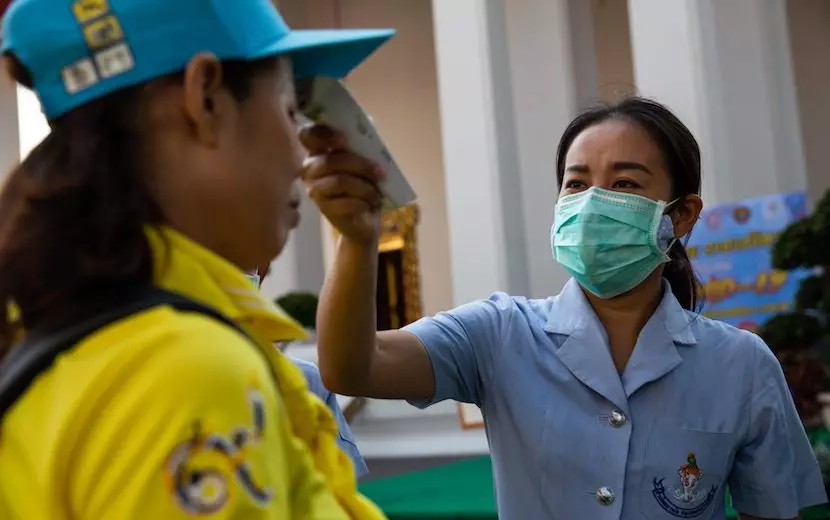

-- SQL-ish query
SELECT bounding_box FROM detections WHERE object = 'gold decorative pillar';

[326,204,423,330]
[377,204,422,329]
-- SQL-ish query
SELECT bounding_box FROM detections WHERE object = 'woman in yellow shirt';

[0,0,390,518]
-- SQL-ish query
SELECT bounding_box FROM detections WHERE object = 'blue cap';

[1,0,394,119]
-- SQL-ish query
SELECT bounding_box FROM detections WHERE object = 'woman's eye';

[613,179,640,189]
[564,180,586,189]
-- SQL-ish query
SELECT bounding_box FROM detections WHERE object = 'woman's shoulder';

[685,312,779,372]
[72,304,273,389]
[449,291,552,327]
[4,304,280,467]
[687,312,769,352]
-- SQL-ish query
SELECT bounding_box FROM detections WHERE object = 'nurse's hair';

[0,55,279,358]
[555,96,703,311]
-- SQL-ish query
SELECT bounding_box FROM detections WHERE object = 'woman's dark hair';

[555,96,703,311]
[0,55,279,358]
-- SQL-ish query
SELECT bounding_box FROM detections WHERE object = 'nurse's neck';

[583,269,665,373]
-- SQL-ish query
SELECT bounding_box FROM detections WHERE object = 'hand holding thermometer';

[296,76,417,210]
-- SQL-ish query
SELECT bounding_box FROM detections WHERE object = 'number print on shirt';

[164,389,273,515]
[651,452,718,518]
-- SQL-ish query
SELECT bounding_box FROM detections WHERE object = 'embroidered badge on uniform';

[164,390,274,514]
[652,452,718,518]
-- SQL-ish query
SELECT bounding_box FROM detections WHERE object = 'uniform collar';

[544,278,697,346]
[147,226,307,343]
[543,278,697,407]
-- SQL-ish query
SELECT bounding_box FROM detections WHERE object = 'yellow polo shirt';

[0,227,385,520]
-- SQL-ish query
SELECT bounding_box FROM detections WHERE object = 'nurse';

[303,97,827,518]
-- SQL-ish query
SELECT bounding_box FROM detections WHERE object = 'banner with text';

[686,191,810,332]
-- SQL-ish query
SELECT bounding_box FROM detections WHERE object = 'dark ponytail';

[0,55,279,359]
[556,96,703,311]
[664,240,701,311]
[0,55,161,358]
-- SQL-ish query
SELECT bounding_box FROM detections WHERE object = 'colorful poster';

[686,191,810,332]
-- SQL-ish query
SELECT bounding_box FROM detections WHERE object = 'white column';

[15,86,50,159]
[260,188,326,300]
[432,0,586,304]
[503,0,594,299]
[431,0,526,305]
[628,0,807,204]
[0,81,20,177]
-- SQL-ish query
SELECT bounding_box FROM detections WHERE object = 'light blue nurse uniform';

[290,357,369,478]
[404,278,826,519]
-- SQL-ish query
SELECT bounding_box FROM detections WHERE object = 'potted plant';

[761,189,830,490]
[275,291,319,340]
[762,190,830,422]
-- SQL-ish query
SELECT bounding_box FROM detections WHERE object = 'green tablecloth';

[360,455,829,520]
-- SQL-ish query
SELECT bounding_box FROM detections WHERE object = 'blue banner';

[686,191,810,332]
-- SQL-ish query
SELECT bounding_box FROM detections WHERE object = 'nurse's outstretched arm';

[304,126,509,404]
[317,234,511,406]
[728,336,827,520]
[315,234,434,399]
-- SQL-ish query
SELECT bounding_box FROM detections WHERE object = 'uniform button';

[596,486,615,505]
[608,410,627,428]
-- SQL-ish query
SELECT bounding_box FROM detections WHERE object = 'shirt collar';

[544,278,697,346]
[147,226,307,343]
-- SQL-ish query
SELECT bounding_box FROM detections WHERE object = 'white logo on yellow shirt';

[164,389,272,514]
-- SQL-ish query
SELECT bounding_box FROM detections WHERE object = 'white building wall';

[433,0,585,305]
[503,0,595,299]
[628,0,807,204]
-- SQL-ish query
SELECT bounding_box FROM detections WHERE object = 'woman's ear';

[181,53,226,147]
[671,194,703,237]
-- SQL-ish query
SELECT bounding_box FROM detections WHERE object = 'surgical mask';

[551,187,678,298]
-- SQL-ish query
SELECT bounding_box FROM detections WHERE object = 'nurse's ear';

[670,194,703,237]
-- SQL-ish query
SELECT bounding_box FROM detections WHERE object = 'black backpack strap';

[0,286,252,421]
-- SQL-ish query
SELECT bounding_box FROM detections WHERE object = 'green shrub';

[796,275,825,311]
[771,218,816,270]
[276,292,319,330]
[758,312,823,353]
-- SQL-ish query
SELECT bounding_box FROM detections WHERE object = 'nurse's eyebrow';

[564,164,589,173]
[613,161,652,174]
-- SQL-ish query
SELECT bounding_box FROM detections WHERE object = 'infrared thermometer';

[296,76,417,210]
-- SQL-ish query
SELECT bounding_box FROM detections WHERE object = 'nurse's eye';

[564,180,587,190]
[612,179,641,190]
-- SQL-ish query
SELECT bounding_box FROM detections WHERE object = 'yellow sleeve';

[67,314,349,519]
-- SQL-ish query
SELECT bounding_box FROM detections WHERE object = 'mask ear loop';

[663,237,679,255]
[661,198,683,254]
[663,198,681,212]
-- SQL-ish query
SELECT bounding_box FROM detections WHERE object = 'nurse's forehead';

[565,120,663,165]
